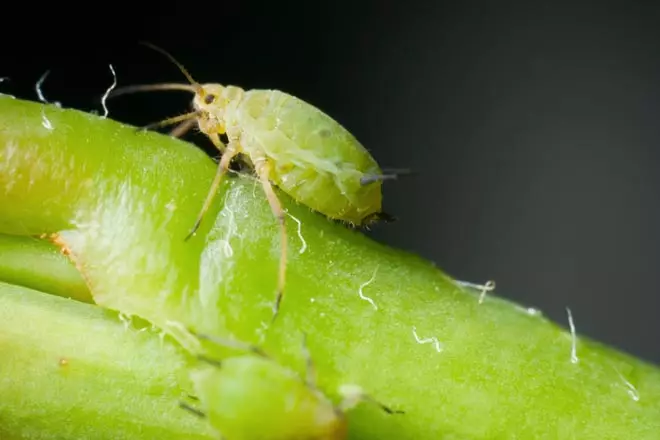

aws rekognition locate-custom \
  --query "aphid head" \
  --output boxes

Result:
[192,83,228,114]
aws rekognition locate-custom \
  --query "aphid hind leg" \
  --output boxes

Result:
[185,143,240,241]
[253,156,288,324]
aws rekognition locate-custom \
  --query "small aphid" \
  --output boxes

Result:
[184,332,402,440]
[110,42,405,322]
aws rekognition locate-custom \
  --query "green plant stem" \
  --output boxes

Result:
[1,96,659,439]
[0,234,91,302]
[0,281,215,440]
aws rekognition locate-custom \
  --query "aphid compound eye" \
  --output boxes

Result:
[204,94,216,104]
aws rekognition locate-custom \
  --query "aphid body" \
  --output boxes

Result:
[183,333,401,440]
[110,43,395,321]
[190,355,347,440]
[195,84,383,225]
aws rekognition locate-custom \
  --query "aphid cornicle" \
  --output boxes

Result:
[110,43,399,321]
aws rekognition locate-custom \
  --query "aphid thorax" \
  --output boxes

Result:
[190,84,245,134]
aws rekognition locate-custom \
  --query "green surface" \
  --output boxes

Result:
[0,282,215,440]
[0,234,90,302]
[1,96,659,439]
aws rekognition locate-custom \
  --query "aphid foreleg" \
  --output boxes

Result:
[253,156,288,324]
[206,132,228,154]
[185,144,240,241]
[168,117,197,138]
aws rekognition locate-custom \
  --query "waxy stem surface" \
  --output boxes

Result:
[1,97,659,439]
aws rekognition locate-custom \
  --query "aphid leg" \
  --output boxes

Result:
[193,331,268,358]
[169,117,197,138]
[139,41,201,87]
[185,145,240,241]
[253,157,288,323]
[139,111,200,133]
[337,384,405,415]
[179,400,206,418]
[206,132,228,154]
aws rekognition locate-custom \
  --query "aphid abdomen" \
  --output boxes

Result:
[274,163,364,221]
[237,90,383,225]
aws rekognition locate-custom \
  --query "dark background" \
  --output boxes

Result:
[3,1,659,364]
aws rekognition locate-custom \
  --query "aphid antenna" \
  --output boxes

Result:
[108,41,203,99]
[139,41,200,87]
[109,83,199,98]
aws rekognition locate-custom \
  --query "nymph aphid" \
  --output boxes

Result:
[181,332,403,440]
[111,43,402,321]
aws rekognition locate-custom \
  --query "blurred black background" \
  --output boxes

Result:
[3,1,659,364]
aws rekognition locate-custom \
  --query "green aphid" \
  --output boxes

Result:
[110,43,404,322]
[181,334,402,440]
